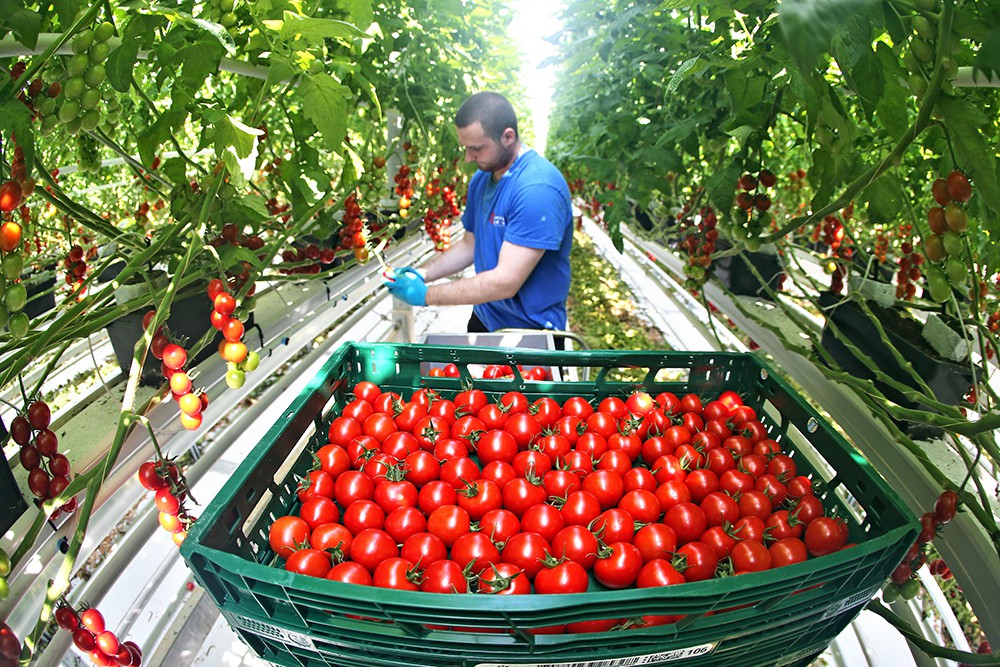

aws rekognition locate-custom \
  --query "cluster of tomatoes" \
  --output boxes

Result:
[267,381,854,614]
[678,206,718,289]
[205,278,259,389]
[394,162,415,217]
[336,193,371,263]
[144,310,209,431]
[62,243,97,299]
[136,456,196,547]
[882,489,959,603]
[922,170,973,304]
[894,236,926,301]
[53,603,143,666]
[10,400,78,518]
[279,243,339,275]
[265,190,291,224]
[735,170,776,214]
[421,164,463,251]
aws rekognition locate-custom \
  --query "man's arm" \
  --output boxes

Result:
[420,231,475,283]
[425,240,543,306]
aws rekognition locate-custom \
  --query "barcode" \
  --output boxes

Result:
[475,642,718,667]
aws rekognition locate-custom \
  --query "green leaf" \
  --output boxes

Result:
[137,117,170,169]
[217,244,263,272]
[0,2,42,49]
[862,172,903,224]
[341,0,374,29]
[177,39,225,88]
[881,1,906,44]
[0,100,33,174]
[142,3,235,55]
[726,125,757,146]
[706,165,741,214]
[972,27,1000,78]
[663,56,703,100]
[160,157,187,185]
[725,71,766,115]
[298,73,350,152]
[780,0,880,69]
[268,10,370,47]
[226,194,271,224]
[106,36,141,93]
[215,114,262,187]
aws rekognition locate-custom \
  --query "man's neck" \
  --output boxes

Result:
[492,141,524,181]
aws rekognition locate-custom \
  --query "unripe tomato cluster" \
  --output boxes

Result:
[268,381,854,611]
[0,546,11,602]
[144,310,209,431]
[136,457,196,546]
[206,278,260,389]
[54,603,143,666]
[1,137,34,338]
[882,489,959,603]
[923,170,972,304]
[10,400,78,517]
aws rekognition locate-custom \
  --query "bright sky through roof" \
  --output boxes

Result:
[507,0,563,156]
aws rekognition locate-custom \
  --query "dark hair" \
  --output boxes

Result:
[455,92,518,141]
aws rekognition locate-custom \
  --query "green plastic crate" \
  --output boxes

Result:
[180,342,918,667]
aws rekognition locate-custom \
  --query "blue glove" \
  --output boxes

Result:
[384,266,427,306]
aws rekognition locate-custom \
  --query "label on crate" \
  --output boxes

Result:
[821,585,882,620]
[474,642,718,667]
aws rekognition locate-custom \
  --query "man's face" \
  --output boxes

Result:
[457,121,517,174]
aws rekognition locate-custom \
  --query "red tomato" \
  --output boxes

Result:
[433,438,469,461]
[404,450,440,487]
[625,391,656,417]
[738,490,773,520]
[500,390,529,414]
[550,524,599,570]
[582,470,624,510]
[594,542,643,589]
[478,404,510,430]
[591,508,635,544]
[636,558,686,588]
[700,525,737,559]
[310,522,353,554]
[373,557,420,590]
[684,469,719,504]
[543,469,580,499]
[530,397,562,427]
[633,523,678,563]
[363,412,397,443]
[786,475,814,499]
[755,474,788,510]
[562,396,594,419]
[608,432,642,462]
[732,515,766,542]
[286,548,333,578]
[374,478,418,514]
[534,560,589,594]
[622,467,657,493]
[353,381,382,404]
[481,460,517,489]
[501,532,551,579]
[502,477,547,517]
[511,450,551,479]
[654,480,691,512]
[384,506,427,543]
[455,388,488,414]
[553,415,585,445]
[478,430,518,464]
[299,496,340,529]
[426,505,471,547]
[719,469,754,496]
[700,491,739,527]
[394,401,428,432]
[269,516,311,559]
[560,489,602,526]
[675,541,718,581]
[342,499,386,534]
[334,470,374,506]
[585,411,618,439]
[790,494,824,525]
[349,528,399,573]
[618,489,661,524]
[457,479,503,520]
[401,532,448,567]
[560,450,594,477]
[596,449,631,476]
[664,502,706,545]
[417,480,458,515]
[478,562,530,594]
[327,561,373,585]
[451,532,501,574]
[297,469,335,501]
[769,537,808,567]
[804,517,847,556]
[520,503,566,543]
[381,431,419,460]
[478,508,521,544]
[316,444,351,479]
[421,559,470,593]
[505,413,542,450]
[373,391,401,415]
[731,539,772,573]
[765,509,804,541]
[440,457,481,488]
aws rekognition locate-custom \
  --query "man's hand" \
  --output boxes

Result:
[384,266,427,306]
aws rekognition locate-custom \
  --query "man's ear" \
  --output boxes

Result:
[501,128,516,146]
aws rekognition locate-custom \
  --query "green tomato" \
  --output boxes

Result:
[93,21,115,43]
[882,583,901,603]
[220,12,238,28]
[942,231,964,257]
[7,311,29,339]
[925,268,952,304]
[908,73,927,98]
[40,114,60,135]
[5,282,27,312]
[0,303,8,326]
[0,547,10,577]
[225,369,246,389]
[79,109,101,133]
[220,0,236,11]
[900,578,922,600]
[62,76,86,100]
[945,256,967,285]
[84,63,106,88]
[80,87,101,111]
[0,576,8,602]
[2,253,23,281]
[243,350,260,372]
[63,116,82,136]
[912,16,936,40]
[910,38,935,63]
[72,29,94,54]
[67,53,90,77]
[745,237,762,253]
[36,96,57,116]
[58,99,81,124]
[89,42,111,64]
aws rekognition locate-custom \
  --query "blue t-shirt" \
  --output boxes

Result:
[462,149,573,331]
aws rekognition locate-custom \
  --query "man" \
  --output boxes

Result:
[385,92,573,334]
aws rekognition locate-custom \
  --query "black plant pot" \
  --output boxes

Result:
[818,291,975,438]
[712,240,784,298]
[22,271,57,318]
[1,417,28,534]
[106,293,219,386]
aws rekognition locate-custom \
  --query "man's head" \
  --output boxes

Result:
[455,92,520,176]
